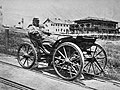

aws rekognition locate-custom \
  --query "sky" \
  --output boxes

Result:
[0,0,120,27]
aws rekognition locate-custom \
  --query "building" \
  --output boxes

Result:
[73,17,119,34]
[43,18,74,34]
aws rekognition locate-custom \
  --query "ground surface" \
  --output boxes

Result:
[0,53,120,90]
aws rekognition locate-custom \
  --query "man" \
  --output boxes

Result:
[28,17,50,39]
[27,17,52,54]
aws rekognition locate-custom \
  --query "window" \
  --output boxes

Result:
[81,24,84,27]
[45,24,48,27]
[61,29,62,32]
[86,23,90,27]
[56,29,57,31]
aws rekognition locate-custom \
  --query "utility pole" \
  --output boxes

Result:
[21,18,24,29]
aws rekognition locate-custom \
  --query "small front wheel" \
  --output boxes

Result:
[53,42,84,80]
[17,42,37,69]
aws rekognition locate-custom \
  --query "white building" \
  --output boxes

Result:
[43,18,74,34]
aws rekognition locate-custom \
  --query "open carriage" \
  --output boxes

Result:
[17,29,107,81]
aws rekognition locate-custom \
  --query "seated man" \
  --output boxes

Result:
[27,17,53,54]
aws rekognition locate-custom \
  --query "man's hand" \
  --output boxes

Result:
[32,30,39,34]
[42,31,51,36]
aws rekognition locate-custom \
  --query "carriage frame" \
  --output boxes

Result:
[17,32,107,81]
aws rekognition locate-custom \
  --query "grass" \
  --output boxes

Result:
[96,40,120,81]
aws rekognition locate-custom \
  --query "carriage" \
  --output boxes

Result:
[17,27,107,81]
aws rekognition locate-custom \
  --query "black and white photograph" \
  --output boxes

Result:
[0,0,120,90]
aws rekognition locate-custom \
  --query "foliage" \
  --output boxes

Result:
[0,29,26,56]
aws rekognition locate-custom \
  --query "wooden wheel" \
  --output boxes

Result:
[17,42,37,69]
[53,42,84,80]
[83,44,107,75]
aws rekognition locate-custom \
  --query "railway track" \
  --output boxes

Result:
[0,60,120,90]
[0,77,35,90]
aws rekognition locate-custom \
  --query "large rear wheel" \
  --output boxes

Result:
[53,42,84,80]
[83,44,107,75]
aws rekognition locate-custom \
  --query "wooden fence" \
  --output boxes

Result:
[0,27,26,55]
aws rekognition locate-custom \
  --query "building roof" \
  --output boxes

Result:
[74,17,118,24]
[43,18,74,24]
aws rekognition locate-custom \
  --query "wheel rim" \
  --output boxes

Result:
[83,44,107,75]
[18,43,36,68]
[53,43,83,80]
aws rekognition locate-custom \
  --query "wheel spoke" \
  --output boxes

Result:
[55,59,65,66]
[20,48,26,54]
[93,46,97,56]
[71,65,78,74]
[94,62,101,71]
[63,47,68,58]
[24,45,27,52]
[21,45,26,51]
[88,63,92,73]
[71,62,81,67]
[96,57,105,59]
[55,57,65,61]
[27,59,29,66]
[94,50,102,57]
[23,59,27,66]
[92,63,96,74]
[69,67,73,78]
[57,63,65,66]
[68,47,71,58]
[84,61,90,69]
[28,48,33,54]
[58,50,65,58]
[26,46,30,53]
[29,56,34,59]
[70,54,80,62]
[58,65,65,72]
[20,57,25,61]
[95,60,104,71]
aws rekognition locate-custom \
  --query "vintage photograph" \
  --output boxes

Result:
[0,0,120,90]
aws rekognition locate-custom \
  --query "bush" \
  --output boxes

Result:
[0,28,26,56]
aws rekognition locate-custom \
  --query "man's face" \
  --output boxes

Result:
[35,19,39,24]
[33,18,39,26]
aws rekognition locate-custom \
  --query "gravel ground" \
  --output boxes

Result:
[0,83,18,90]
[0,53,120,90]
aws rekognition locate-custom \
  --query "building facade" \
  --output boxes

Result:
[43,18,74,34]
[72,17,119,34]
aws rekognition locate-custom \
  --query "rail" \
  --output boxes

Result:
[0,77,35,90]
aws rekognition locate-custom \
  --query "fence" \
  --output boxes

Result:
[0,27,26,56]
[67,33,120,40]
